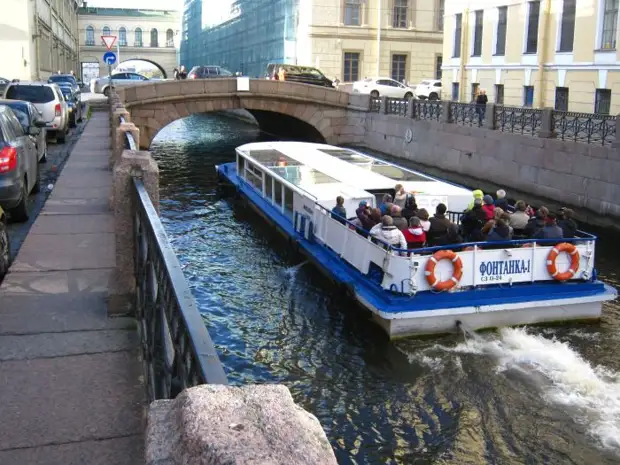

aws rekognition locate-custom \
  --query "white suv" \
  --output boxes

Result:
[415,79,442,100]
[4,81,69,142]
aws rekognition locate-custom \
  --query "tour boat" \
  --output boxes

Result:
[216,142,617,338]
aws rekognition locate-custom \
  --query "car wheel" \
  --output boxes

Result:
[404,92,413,99]
[77,107,83,123]
[32,163,41,194]
[40,143,47,163]
[370,90,379,98]
[57,130,66,143]
[69,114,76,128]
[0,219,9,280]
[429,93,439,101]
[9,180,29,222]
[103,87,110,97]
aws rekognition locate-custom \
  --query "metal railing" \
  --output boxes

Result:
[552,110,616,146]
[370,97,381,113]
[133,177,228,401]
[414,100,443,121]
[495,105,543,137]
[119,115,137,151]
[452,102,484,127]
[386,98,408,116]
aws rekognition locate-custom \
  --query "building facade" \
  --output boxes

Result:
[1,0,80,81]
[78,7,181,81]
[442,0,620,114]
[181,0,444,85]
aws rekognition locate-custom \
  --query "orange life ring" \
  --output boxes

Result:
[425,250,463,291]
[546,242,580,281]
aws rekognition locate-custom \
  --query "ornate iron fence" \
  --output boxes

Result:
[370,97,381,113]
[133,178,228,401]
[386,98,408,116]
[414,100,443,121]
[452,102,483,127]
[552,111,616,146]
[495,106,542,137]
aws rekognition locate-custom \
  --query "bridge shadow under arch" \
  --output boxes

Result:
[235,110,325,143]
[118,58,168,79]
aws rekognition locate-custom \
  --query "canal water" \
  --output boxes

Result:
[151,113,620,465]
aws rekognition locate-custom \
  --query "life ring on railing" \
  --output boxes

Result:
[546,242,580,281]
[425,250,463,291]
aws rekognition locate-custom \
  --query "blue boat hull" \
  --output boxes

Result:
[217,162,617,338]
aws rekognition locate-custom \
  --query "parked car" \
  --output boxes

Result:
[57,83,82,128]
[414,79,442,100]
[3,81,69,143]
[90,72,150,96]
[0,78,9,96]
[352,77,416,99]
[0,105,42,221]
[0,100,47,162]
[187,66,234,79]
[265,64,334,88]
[0,205,9,280]
[47,74,80,93]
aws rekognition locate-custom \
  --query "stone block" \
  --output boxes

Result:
[307,86,328,102]
[174,103,190,119]
[537,169,587,195]
[515,145,544,167]
[181,79,206,96]
[205,78,236,94]
[112,123,140,168]
[123,87,137,103]
[339,91,349,105]
[541,150,574,174]
[145,384,337,465]
[324,89,342,104]
[586,179,618,202]
[156,81,182,99]
[135,84,157,102]
[588,145,612,159]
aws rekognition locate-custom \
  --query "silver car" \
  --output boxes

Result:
[0,100,48,163]
[4,81,69,143]
[0,105,41,222]
[90,72,150,96]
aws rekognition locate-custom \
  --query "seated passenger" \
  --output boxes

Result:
[482,195,495,221]
[402,216,426,249]
[509,200,530,233]
[379,194,393,215]
[558,208,577,238]
[402,192,418,221]
[460,198,487,242]
[482,208,513,238]
[331,196,347,225]
[487,217,512,242]
[370,215,407,252]
[427,203,453,245]
[435,223,463,246]
[467,189,484,210]
[391,205,408,231]
[393,184,407,209]
[356,201,374,231]
[534,212,564,240]
[369,208,382,228]
[415,208,431,232]
[525,206,548,238]
[495,189,509,211]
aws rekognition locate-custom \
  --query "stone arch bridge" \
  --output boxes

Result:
[116,79,370,149]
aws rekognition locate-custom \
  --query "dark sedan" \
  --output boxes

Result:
[48,74,80,93]
[0,100,47,163]
[57,84,82,128]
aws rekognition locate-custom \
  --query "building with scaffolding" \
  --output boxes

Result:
[181,0,444,84]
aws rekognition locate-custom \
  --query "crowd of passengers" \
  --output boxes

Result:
[331,185,579,251]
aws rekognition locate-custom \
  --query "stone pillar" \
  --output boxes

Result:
[111,123,140,168]
[483,103,495,130]
[145,384,338,465]
[109,150,160,317]
[612,113,620,149]
[407,97,416,119]
[441,100,452,123]
[538,107,555,138]
[380,96,388,114]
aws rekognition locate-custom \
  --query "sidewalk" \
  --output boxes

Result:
[0,110,145,464]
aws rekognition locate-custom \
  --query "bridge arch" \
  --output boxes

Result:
[118,79,369,149]
[118,58,168,79]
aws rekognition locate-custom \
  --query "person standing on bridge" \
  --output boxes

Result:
[178,65,187,79]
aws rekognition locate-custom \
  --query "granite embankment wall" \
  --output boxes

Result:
[361,113,620,228]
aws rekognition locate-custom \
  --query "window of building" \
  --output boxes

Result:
[85,26,94,46]
[135,28,142,47]
[452,82,459,101]
[495,84,504,104]
[559,0,576,52]
[555,87,569,111]
[523,85,534,107]
[453,13,462,57]
[166,29,174,47]
[343,52,360,82]
[101,26,110,46]
[471,83,480,102]
[595,88,612,114]
[150,28,158,47]
[119,27,127,46]
[601,0,619,49]
[437,0,444,30]
[472,10,483,56]
[344,0,361,26]
[435,55,443,79]
[393,0,408,28]
[391,54,407,83]
[526,1,541,53]
[495,6,507,55]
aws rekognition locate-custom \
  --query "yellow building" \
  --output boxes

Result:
[299,0,445,85]
[441,0,620,114]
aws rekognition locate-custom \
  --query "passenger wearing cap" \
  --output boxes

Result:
[533,212,563,240]
[460,197,487,242]
[356,200,375,231]
[467,189,484,210]
[482,195,495,221]
[495,189,509,211]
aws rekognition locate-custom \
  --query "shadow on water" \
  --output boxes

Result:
[151,113,620,465]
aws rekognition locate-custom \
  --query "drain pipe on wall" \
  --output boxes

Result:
[376,0,382,76]
[458,8,469,102]
[536,0,552,108]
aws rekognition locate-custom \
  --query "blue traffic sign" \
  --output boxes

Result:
[103,51,117,65]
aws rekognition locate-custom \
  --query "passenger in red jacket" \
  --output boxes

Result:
[482,195,495,221]
[402,217,426,249]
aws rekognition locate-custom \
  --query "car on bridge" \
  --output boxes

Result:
[90,72,150,97]
[187,66,234,79]
[352,77,416,99]
[265,64,334,88]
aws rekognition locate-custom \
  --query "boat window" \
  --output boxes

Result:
[237,155,245,178]
[284,187,294,218]
[245,162,263,191]
[367,163,429,182]
[274,179,283,206]
[319,149,372,163]
[248,149,302,167]
[265,173,273,201]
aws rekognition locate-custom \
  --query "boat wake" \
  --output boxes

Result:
[406,328,620,452]
[282,260,308,282]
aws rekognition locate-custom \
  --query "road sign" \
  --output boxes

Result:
[101,35,117,50]
[103,51,117,65]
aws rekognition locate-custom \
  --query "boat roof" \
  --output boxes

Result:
[236,142,472,198]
